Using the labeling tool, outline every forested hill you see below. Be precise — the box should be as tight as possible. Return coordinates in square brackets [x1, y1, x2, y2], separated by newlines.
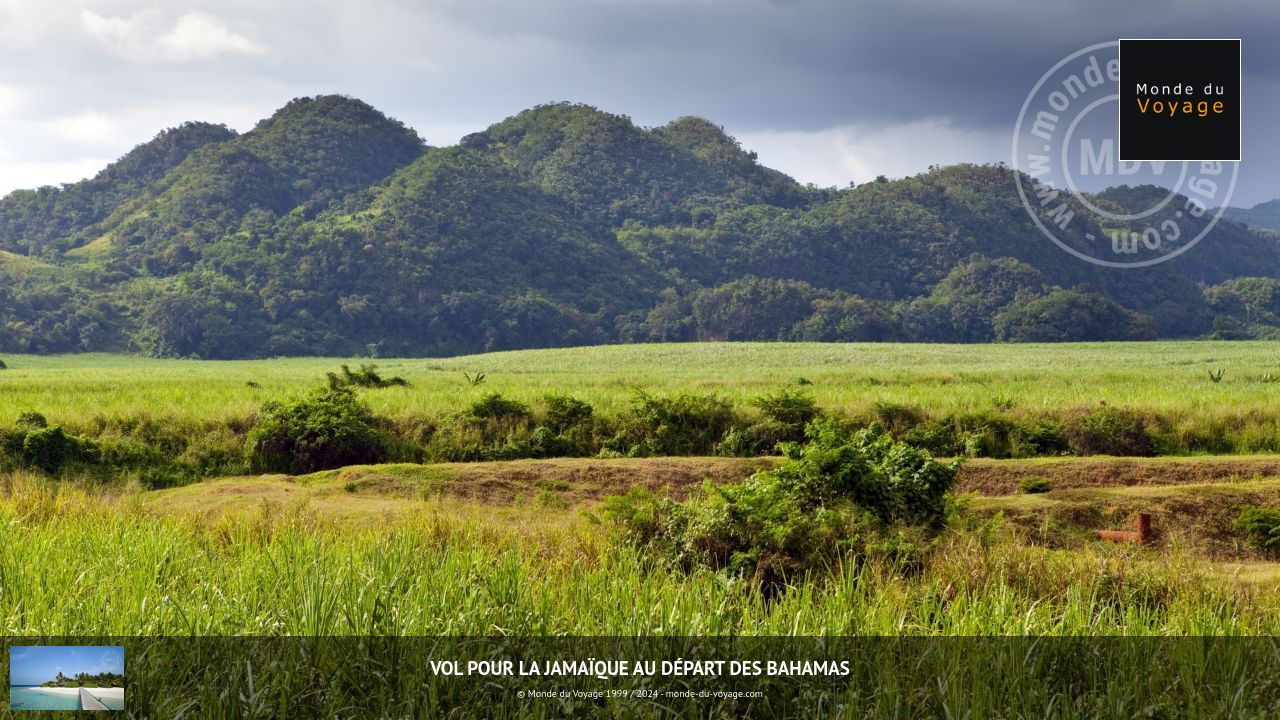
[2, 95, 1280, 358]
[1223, 199, 1280, 234]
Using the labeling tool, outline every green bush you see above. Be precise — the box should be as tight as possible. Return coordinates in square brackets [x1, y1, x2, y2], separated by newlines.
[542, 395, 593, 433]
[604, 420, 959, 591]
[718, 387, 822, 455]
[607, 391, 740, 457]
[952, 411, 1018, 458]
[1, 412, 97, 475]
[1017, 418, 1067, 456]
[1019, 476, 1053, 494]
[326, 364, 408, 390]
[21, 425, 94, 474]
[16, 411, 48, 430]
[0, 427, 23, 464]
[752, 387, 819, 428]
[716, 419, 796, 457]
[872, 402, 925, 433]
[1234, 506, 1280, 555]
[1065, 406, 1155, 456]
[468, 393, 531, 422]
[249, 389, 390, 474]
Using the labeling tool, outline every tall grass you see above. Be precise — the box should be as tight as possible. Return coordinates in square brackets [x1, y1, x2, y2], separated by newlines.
[6, 343, 1280, 465]
[1, 474, 1276, 637]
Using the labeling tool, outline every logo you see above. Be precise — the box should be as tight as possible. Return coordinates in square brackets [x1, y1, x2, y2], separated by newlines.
[1012, 41, 1238, 268]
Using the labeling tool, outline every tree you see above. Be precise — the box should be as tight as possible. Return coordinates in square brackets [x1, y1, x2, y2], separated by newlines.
[994, 288, 1158, 342]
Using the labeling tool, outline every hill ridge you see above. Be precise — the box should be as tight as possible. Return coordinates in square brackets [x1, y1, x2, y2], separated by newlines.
[2, 96, 1279, 356]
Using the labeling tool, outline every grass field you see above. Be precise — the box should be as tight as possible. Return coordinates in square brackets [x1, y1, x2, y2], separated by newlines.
[1, 466, 1278, 637]
[1, 343, 1279, 644]
[9, 470, 1278, 717]
[3, 341, 1280, 427]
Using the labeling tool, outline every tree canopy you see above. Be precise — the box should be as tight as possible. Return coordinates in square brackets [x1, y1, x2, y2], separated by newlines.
[2, 97, 1279, 357]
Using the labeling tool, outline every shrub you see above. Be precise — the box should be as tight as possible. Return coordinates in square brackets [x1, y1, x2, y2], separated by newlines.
[16, 411, 47, 430]
[468, 393, 531, 422]
[752, 387, 819, 428]
[1019, 476, 1053, 494]
[523, 426, 577, 459]
[1064, 406, 1155, 456]
[0, 359, 7, 369]
[0, 428, 23, 464]
[542, 395, 594, 434]
[872, 402, 925, 434]
[326, 364, 408, 390]
[249, 389, 389, 474]
[718, 387, 822, 455]
[1234, 506, 1280, 555]
[952, 412, 1018, 458]
[608, 392, 739, 457]
[1017, 418, 1068, 456]
[604, 420, 959, 592]
[21, 426, 94, 474]
[716, 419, 796, 457]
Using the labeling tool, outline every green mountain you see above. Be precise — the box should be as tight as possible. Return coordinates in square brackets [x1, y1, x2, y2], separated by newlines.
[1222, 199, 1280, 234]
[0, 121, 236, 255]
[2, 97, 1279, 357]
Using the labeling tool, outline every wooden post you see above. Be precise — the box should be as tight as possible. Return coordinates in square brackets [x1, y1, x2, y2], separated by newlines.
[1135, 513, 1152, 545]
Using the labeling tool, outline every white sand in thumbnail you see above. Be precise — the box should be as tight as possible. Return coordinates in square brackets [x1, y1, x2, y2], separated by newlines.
[28, 687, 123, 699]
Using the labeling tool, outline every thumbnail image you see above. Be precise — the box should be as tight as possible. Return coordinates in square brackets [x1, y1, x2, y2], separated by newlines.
[9, 646, 124, 712]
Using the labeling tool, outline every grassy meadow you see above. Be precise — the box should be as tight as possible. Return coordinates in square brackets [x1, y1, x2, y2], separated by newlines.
[1, 342, 1279, 646]
[4, 341, 1280, 427]
[1, 471, 1277, 638]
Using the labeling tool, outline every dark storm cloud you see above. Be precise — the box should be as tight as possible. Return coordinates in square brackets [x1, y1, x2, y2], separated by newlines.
[407, 0, 1280, 130]
[1, 0, 1276, 203]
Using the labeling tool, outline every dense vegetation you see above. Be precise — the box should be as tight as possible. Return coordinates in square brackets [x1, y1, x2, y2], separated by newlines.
[606, 419, 959, 591]
[2, 470, 1277, 639]
[1, 348, 1278, 715]
[42, 671, 125, 689]
[8, 341, 1280, 488]
[4, 97, 1280, 357]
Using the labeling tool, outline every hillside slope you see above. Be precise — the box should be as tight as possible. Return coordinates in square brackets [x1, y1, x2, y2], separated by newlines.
[2, 97, 1279, 356]
[1223, 199, 1280, 233]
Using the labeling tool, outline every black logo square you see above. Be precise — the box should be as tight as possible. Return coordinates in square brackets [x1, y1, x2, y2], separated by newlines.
[1119, 39, 1240, 161]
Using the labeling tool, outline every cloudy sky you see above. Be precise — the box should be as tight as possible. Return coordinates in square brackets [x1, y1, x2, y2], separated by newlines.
[1, 0, 1277, 205]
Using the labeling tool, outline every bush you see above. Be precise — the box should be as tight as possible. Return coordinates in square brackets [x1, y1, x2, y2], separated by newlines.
[604, 420, 959, 592]
[607, 392, 740, 457]
[1017, 418, 1067, 456]
[1019, 476, 1053, 494]
[1, 412, 96, 474]
[468, 393, 531, 422]
[752, 387, 819, 428]
[249, 389, 390, 474]
[0, 359, 7, 369]
[0, 428, 23, 464]
[326, 364, 408, 390]
[542, 395, 593, 434]
[21, 426, 95, 474]
[1064, 406, 1155, 456]
[872, 402, 925, 434]
[718, 387, 822, 455]
[16, 411, 47, 430]
[1234, 506, 1280, 555]
[952, 411, 1018, 458]
[716, 419, 796, 457]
